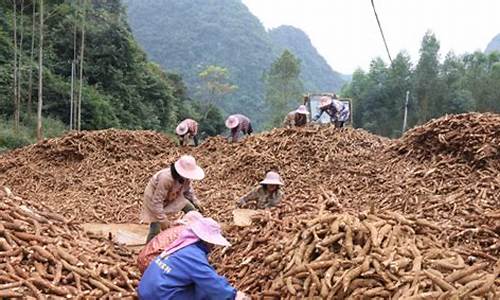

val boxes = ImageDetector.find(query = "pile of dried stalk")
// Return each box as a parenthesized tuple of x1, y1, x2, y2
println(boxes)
(215, 210, 500, 298)
(392, 112, 500, 167)
(0, 188, 140, 298)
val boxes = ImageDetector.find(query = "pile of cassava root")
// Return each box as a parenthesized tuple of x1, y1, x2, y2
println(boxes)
(0, 188, 140, 298)
(263, 212, 500, 299)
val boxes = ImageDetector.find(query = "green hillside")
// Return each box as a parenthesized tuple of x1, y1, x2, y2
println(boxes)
(269, 25, 344, 92)
(125, 0, 344, 125)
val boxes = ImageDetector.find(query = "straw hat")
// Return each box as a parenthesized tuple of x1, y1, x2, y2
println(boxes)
(174, 155, 205, 180)
(225, 115, 240, 129)
(190, 217, 231, 247)
(260, 171, 284, 186)
(319, 96, 333, 108)
(295, 105, 309, 115)
(176, 123, 188, 136)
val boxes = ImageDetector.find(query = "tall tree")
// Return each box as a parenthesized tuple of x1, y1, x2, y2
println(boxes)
(36, 0, 43, 141)
(12, 0, 18, 131)
(414, 31, 441, 124)
(264, 50, 303, 127)
(27, 0, 36, 118)
(77, 0, 86, 131)
(17, 0, 24, 124)
(197, 65, 237, 119)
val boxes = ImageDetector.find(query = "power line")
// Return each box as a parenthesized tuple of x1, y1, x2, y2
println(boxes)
(370, 0, 393, 64)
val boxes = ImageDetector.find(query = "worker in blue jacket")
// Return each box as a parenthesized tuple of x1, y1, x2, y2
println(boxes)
(138, 216, 250, 300)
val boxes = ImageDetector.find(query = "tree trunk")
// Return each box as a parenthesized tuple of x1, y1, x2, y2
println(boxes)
(18, 0, 25, 123)
(77, 0, 86, 131)
(27, 0, 36, 118)
(71, 1, 78, 130)
(36, 0, 44, 141)
(70, 61, 74, 130)
(12, 0, 18, 131)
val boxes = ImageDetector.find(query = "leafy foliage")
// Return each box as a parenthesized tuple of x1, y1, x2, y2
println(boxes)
(0, 0, 196, 140)
(269, 25, 344, 92)
(124, 0, 344, 128)
(264, 50, 304, 128)
(342, 31, 500, 137)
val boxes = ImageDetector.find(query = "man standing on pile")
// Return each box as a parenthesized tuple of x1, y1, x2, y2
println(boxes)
(176, 118, 199, 146)
(138, 216, 250, 300)
(225, 114, 253, 143)
(142, 155, 205, 243)
(238, 171, 284, 208)
(313, 94, 350, 128)
(283, 105, 309, 128)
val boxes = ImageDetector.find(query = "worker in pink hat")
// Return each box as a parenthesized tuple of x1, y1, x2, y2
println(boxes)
(176, 118, 199, 146)
(283, 104, 310, 128)
(225, 114, 253, 143)
(313, 94, 350, 128)
(138, 216, 251, 300)
(142, 155, 205, 242)
(238, 171, 284, 209)
(137, 211, 205, 274)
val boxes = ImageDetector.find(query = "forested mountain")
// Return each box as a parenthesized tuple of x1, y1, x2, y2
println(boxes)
(125, 0, 344, 125)
(485, 33, 500, 53)
(269, 25, 344, 92)
(0, 0, 191, 140)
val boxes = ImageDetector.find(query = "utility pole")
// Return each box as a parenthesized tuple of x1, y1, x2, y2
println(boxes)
(402, 90, 409, 134)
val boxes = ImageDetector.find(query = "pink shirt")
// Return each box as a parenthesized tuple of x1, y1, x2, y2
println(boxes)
(229, 114, 251, 141)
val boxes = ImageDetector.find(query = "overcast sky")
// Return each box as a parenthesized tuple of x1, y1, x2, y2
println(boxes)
(242, 0, 500, 74)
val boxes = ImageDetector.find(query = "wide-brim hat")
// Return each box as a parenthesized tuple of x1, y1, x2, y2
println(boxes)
(176, 123, 188, 136)
(319, 96, 333, 108)
(296, 105, 309, 115)
(174, 155, 205, 180)
(260, 171, 284, 186)
(190, 217, 231, 247)
(225, 116, 240, 129)
(176, 211, 204, 225)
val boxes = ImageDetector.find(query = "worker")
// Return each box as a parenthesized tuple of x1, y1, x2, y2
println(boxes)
(238, 171, 284, 209)
(225, 114, 252, 143)
(313, 95, 350, 128)
(176, 118, 199, 146)
(138, 216, 250, 300)
(283, 104, 309, 128)
(137, 211, 204, 274)
(142, 155, 205, 243)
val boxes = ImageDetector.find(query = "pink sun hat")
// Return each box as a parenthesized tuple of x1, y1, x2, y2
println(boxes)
(260, 171, 284, 186)
(174, 155, 205, 180)
(295, 105, 309, 115)
(190, 217, 231, 247)
(176, 123, 188, 136)
(319, 96, 333, 108)
(225, 115, 240, 129)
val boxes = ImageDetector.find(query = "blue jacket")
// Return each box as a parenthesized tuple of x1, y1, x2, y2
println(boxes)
(138, 241, 237, 300)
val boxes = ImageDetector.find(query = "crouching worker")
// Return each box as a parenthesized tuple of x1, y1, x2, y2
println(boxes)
(238, 171, 284, 209)
(138, 216, 250, 300)
(313, 95, 350, 128)
(137, 211, 204, 274)
(283, 105, 309, 128)
(142, 155, 205, 243)
(176, 118, 199, 146)
(225, 114, 253, 143)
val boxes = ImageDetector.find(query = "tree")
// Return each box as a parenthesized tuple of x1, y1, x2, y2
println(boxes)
(197, 65, 237, 118)
(414, 31, 441, 124)
(264, 50, 303, 127)
(76, 0, 86, 131)
(27, 0, 36, 118)
(12, 0, 18, 131)
(36, 0, 43, 141)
